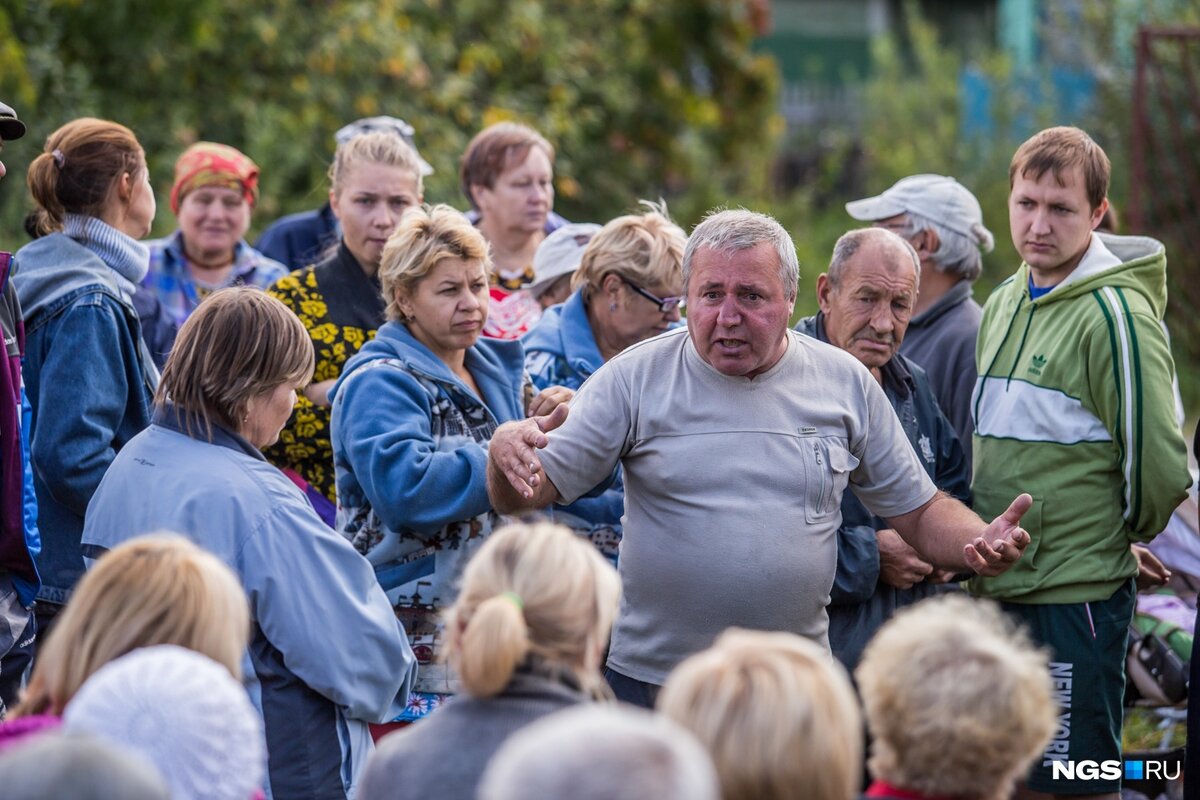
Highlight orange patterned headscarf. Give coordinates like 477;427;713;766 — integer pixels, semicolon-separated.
169;142;260;214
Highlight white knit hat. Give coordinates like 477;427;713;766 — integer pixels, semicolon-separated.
63;645;265;800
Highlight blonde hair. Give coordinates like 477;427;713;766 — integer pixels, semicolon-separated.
12;534;249;717
658;629;862;800
379;204;492;323
329;130;425;198
572;201;686;295
27;117;145;236
444;522;621;699
155;287;313;440
855;595;1057;800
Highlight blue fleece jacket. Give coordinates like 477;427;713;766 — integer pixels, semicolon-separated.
330;321;527;706
522;289;625;561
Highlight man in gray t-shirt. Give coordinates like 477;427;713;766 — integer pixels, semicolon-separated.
488;209;1031;704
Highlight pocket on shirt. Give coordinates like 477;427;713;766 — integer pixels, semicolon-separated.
800;435;859;524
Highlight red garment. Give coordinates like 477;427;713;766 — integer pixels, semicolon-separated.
865;780;961;800
170;142;260;213
482;286;541;340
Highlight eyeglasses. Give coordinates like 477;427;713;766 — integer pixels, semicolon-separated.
619;275;685;313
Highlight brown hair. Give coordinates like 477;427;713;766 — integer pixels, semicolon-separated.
12;534;249;717
27;117;146;236
459;122;554;210
1009;126;1110;211
379;204;492;322
445;522;621;699
155;287;313;439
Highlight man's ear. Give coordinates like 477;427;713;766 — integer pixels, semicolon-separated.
816;273;833;314
1090;197;1111;231
913;227;939;260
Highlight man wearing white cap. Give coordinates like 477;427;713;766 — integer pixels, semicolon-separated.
846;175;994;467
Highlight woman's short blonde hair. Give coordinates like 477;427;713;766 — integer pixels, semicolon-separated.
855;595;1057;800
572;201;686;295
155;287;313;439
444;522;621;699
379;204;491;323
12;534;249;717
329;131;425;198
658;628;862;800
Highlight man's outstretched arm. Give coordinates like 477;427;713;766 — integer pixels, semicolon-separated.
887;492;1033;577
487;405;568;514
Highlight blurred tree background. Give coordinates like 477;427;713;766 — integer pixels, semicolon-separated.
0;0;779;240
1;0;1198;411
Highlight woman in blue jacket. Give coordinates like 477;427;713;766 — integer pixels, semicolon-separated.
521;203;686;562
83;288;415;800
332;204;570;722
14;118;158;621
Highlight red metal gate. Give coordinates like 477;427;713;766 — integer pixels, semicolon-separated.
1130;26;1200;367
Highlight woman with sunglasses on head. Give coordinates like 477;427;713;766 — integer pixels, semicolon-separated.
521;201;686;562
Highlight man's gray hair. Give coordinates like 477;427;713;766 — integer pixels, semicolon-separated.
479;705;720;800
828;228;921;290
900;210;988;282
682;208;800;298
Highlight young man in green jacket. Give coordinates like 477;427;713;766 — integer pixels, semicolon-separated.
972;126;1191;800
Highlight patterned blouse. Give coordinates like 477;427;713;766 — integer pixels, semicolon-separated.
143;230;288;327
265;243;384;506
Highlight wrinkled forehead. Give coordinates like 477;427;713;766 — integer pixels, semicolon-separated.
840;242;919;294
691;242;784;288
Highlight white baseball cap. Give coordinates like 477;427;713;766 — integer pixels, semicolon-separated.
334;116;434;176
846;174;994;253
529;223;602;298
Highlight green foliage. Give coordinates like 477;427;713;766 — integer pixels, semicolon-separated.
0;0;779;242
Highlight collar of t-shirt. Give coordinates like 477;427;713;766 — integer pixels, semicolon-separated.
1028;276;1054;300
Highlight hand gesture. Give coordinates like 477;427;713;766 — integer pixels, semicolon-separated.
965;493;1032;577
490;404;569;500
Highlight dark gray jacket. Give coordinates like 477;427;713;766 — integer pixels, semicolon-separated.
358;670;588;800
897;280;981;473
797;314;970;670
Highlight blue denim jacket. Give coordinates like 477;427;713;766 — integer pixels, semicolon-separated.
13;234;153;604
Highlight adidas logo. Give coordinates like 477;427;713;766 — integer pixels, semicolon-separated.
1029;354;1047;374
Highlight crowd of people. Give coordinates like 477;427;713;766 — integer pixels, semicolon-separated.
0;95;1194;800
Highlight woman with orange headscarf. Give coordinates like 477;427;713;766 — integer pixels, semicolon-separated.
143;142;287;327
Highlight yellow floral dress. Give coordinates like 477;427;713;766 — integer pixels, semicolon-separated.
265;243;385;508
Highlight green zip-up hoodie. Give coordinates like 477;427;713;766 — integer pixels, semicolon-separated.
969;232;1190;604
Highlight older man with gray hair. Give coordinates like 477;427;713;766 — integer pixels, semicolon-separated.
847;174;993;465
796;227;970;669
488;208;1030;706
478;705;720;800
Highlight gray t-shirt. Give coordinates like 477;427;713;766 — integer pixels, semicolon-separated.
539;328;938;684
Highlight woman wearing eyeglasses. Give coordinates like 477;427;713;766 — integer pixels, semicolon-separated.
521;201;686;562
